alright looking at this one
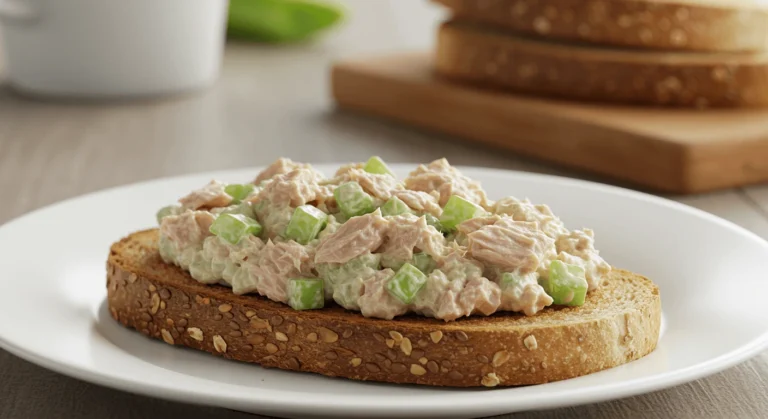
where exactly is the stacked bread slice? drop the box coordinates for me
[432,0,768,107]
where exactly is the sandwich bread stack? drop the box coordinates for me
[432,0,768,107]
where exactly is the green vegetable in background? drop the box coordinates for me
[228,0,344,43]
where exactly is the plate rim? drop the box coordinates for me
[2,164,768,417]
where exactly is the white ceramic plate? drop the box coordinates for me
[1,164,767,419]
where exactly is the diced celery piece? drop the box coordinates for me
[424,213,446,233]
[386,263,427,304]
[209,213,262,244]
[156,205,180,224]
[284,205,328,244]
[287,278,325,310]
[500,272,526,288]
[380,196,411,217]
[411,252,436,274]
[363,156,394,177]
[439,195,486,231]
[334,182,375,218]
[542,260,588,306]
[224,183,255,203]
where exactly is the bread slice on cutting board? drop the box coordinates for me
[433,0,768,52]
[435,20,768,107]
[106,229,661,387]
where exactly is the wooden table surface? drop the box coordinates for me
[2,2,768,418]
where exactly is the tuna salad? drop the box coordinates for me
[156,157,611,321]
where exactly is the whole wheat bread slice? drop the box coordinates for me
[435,21,768,108]
[433,0,768,52]
[106,229,662,387]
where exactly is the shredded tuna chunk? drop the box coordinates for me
[404,158,488,207]
[254,158,315,185]
[556,229,611,290]
[499,273,553,316]
[467,220,555,274]
[458,276,501,316]
[257,168,324,208]
[379,214,446,268]
[333,168,402,201]
[456,215,501,235]
[160,211,215,250]
[315,211,389,264]
[358,269,408,319]
[411,270,466,321]
[179,181,232,210]
[238,240,313,301]
[494,197,569,239]
[391,190,443,217]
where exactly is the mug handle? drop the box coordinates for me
[0,0,41,24]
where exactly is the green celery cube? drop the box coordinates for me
[439,195,486,231]
[209,213,262,244]
[225,183,256,203]
[386,263,427,304]
[380,196,411,217]
[284,205,328,244]
[411,252,435,274]
[287,278,325,310]
[542,260,588,306]
[334,182,375,218]
[424,213,446,233]
[363,156,394,177]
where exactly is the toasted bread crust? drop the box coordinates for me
[106,229,661,387]
[433,0,768,52]
[435,21,768,108]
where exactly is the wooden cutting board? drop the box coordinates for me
[331,53,768,194]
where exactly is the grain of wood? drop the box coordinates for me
[333,52,768,193]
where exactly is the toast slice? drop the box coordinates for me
[433,0,768,52]
[435,21,768,107]
[106,229,662,387]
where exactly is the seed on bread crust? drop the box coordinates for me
[187,327,204,341]
[430,331,443,343]
[245,310,256,318]
[350,358,362,367]
[365,363,380,373]
[318,327,338,343]
[161,329,174,345]
[524,335,538,351]
[275,332,288,342]
[270,315,284,326]
[150,293,160,314]
[218,304,232,313]
[400,338,413,355]
[266,343,278,354]
[306,332,318,342]
[247,334,265,344]
[250,317,271,331]
[342,329,353,338]
[419,357,428,365]
[389,331,403,342]
[492,350,510,367]
[456,331,469,342]
[213,335,227,353]
[385,339,395,348]
[481,373,501,387]
[410,364,427,376]
[427,360,439,373]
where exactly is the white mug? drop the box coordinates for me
[0,0,229,98]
